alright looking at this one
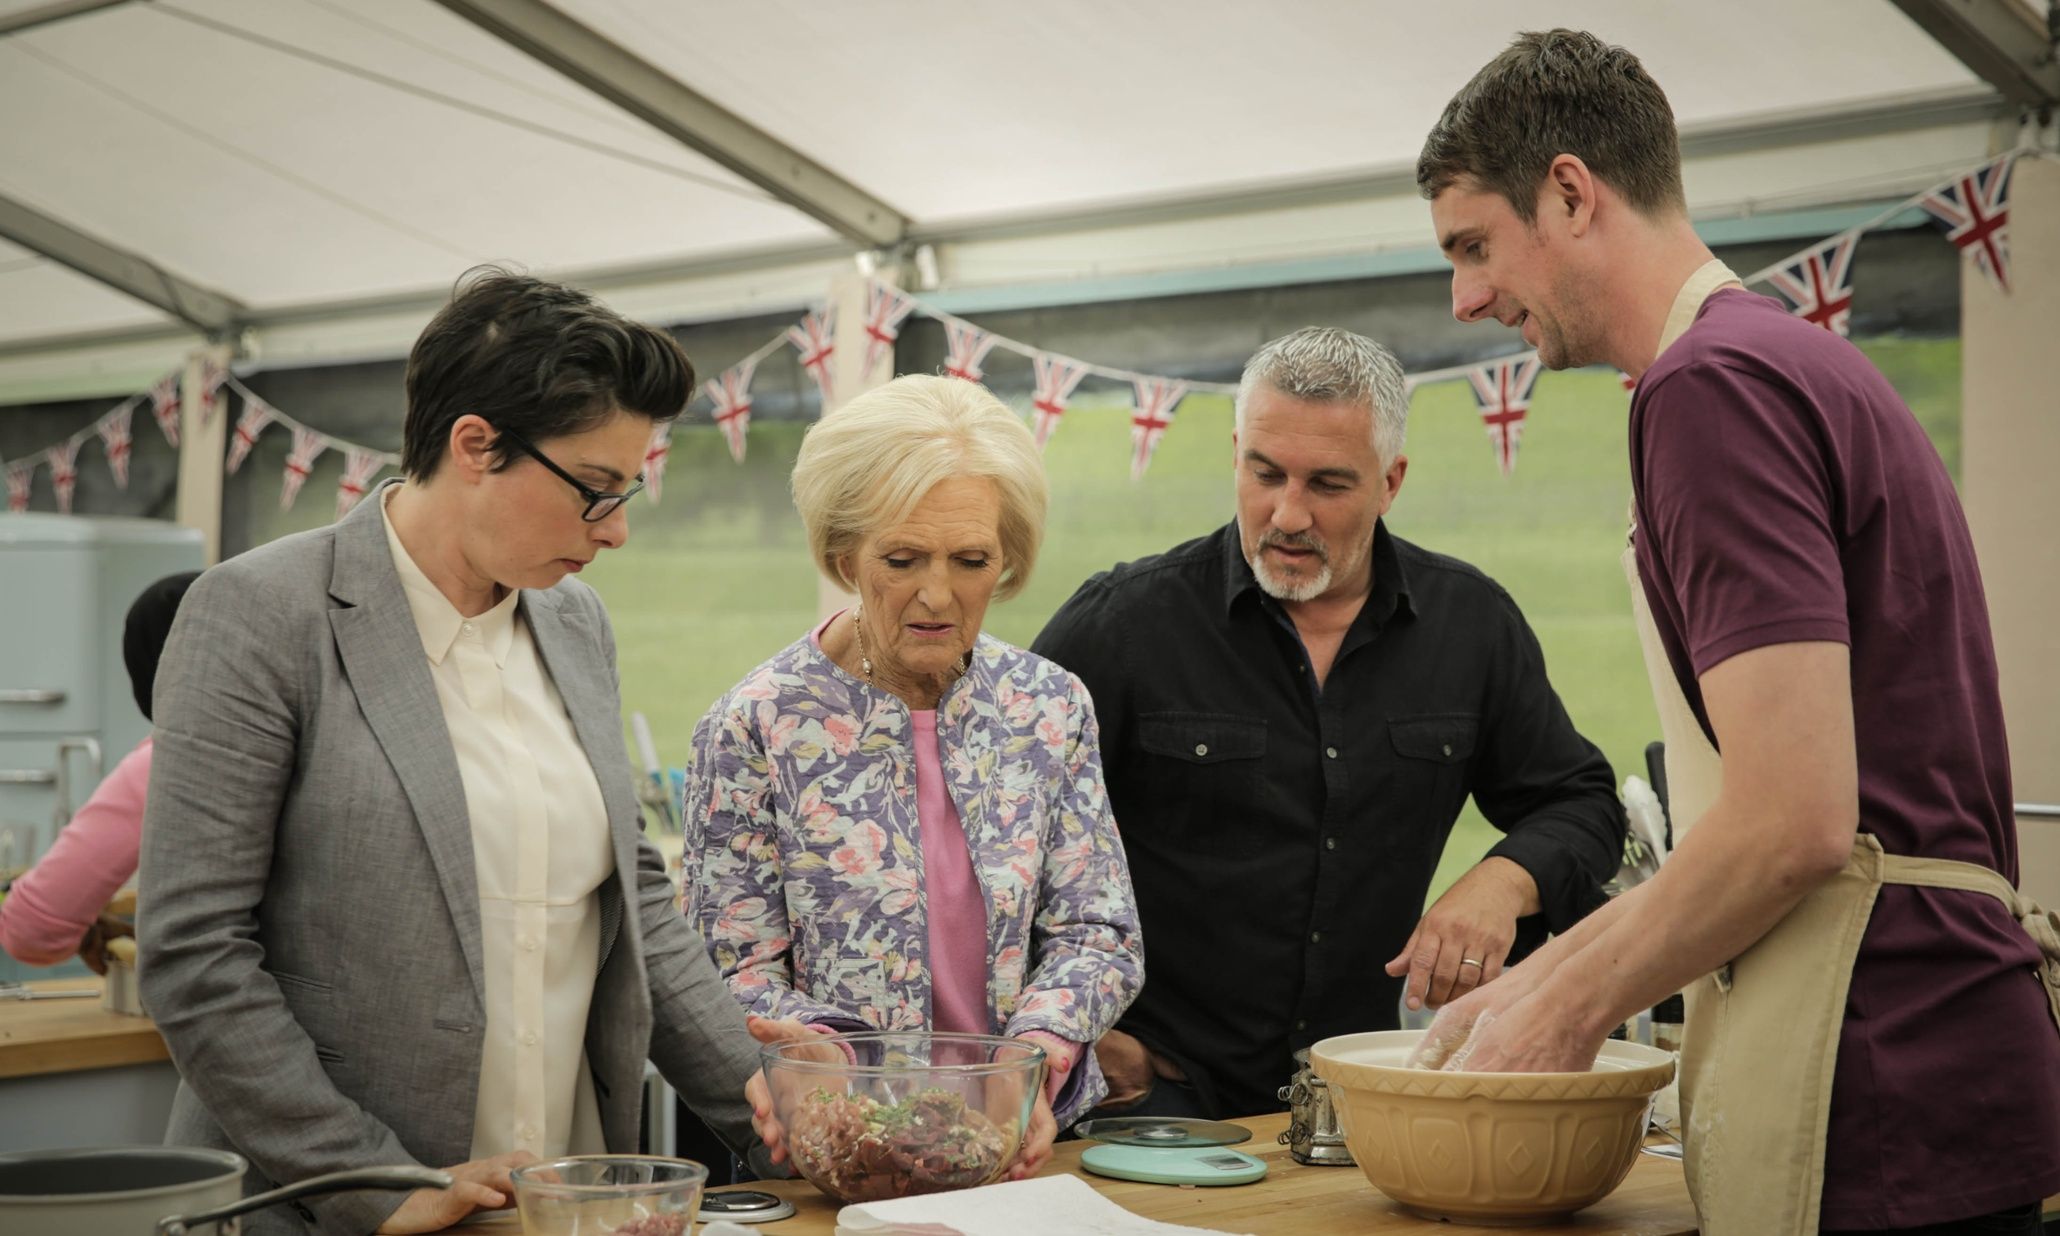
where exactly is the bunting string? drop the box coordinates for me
[2,149,2042,511]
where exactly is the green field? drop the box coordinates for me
[514,337,1961,906]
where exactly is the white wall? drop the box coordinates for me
[1962,153,2060,907]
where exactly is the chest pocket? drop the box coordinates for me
[1135,713,1269,859]
[1382,715,1481,871]
[1138,712,1267,764]
[1388,714,1479,764]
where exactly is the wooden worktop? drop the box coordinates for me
[452,1111,1700,1235]
[0,976,167,1079]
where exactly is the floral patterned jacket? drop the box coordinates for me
[682,630,1144,1123]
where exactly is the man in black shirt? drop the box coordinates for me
[1031,326,1625,1120]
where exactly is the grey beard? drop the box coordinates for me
[1248,535,1333,602]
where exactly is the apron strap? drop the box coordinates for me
[1878,848,2060,1027]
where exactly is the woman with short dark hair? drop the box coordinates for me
[140,268,788,1236]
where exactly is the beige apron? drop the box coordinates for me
[1623,262,2060,1235]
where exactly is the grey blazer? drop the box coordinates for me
[139,486,763,1235]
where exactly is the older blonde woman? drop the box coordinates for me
[685,374,1143,1175]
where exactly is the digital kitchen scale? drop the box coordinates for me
[699,1189,798,1223]
[1073,1117,1268,1187]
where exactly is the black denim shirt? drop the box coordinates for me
[1031,519,1624,1118]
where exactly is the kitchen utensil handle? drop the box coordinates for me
[156,1166,455,1235]
[53,736,102,829]
[0,688,65,704]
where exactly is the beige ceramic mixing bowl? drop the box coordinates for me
[1310,1029,1676,1225]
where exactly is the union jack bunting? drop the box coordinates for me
[1030,353,1091,449]
[861,281,918,374]
[1129,377,1189,481]
[1766,233,1859,335]
[335,449,385,519]
[5,458,34,513]
[942,320,999,383]
[787,309,837,406]
[1918,155,2014,293]
[47,439,81,515]
[96,404,135,489]
[148,372,181,447]
[1466,354,1542,478]
[704,357,759,464]
[280,427,327,512]
[226,397,274,475]
[198,361,228,426]
[641,424,672,502]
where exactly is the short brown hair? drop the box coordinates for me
[402,266,694,479]
[1417,29,1686,224]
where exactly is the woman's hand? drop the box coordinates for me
[1005,1087,1058,1181]
[374,1151,535,1234]
[742,1014,841,1166]
[77,912,135,976]
[991,1031,1071,1182]
[1015,1031,1077,1104]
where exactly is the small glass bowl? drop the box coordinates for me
[508,1154,708,1236]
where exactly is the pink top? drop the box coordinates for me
[0,738,150,965]
[806,616,1077,1095]
[910,714,1078,1099]
[908,710,991,1036]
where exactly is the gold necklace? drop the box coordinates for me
[853,605,877,683]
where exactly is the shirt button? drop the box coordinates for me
[1194,743,1209,757]
[1442,743,1453,756]
[1295,1019,1308,1032]
[1325,837,1337,851]
[1309,931,1322,944]
[520,936,538,951]
[1325,746,1338,759]
[462,622,475,636]
[521,1124,537,1141]
[522,1030,539,1046]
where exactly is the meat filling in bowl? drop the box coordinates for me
[787,1086,1015,1203]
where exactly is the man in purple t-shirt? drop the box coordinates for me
[1407,28,2060,1236]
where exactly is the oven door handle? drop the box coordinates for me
[52,736,103,829]
[0,688,66,705]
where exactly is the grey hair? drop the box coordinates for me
[1234,326,1410,460]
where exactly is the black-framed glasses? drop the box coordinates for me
[495,427,644,522]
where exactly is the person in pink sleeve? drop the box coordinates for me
[0,570,199,970]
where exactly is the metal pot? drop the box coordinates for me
[1277,1047,1355,1167]
[0,1145,450,1235]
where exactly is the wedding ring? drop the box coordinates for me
[1458,957,1483,969]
